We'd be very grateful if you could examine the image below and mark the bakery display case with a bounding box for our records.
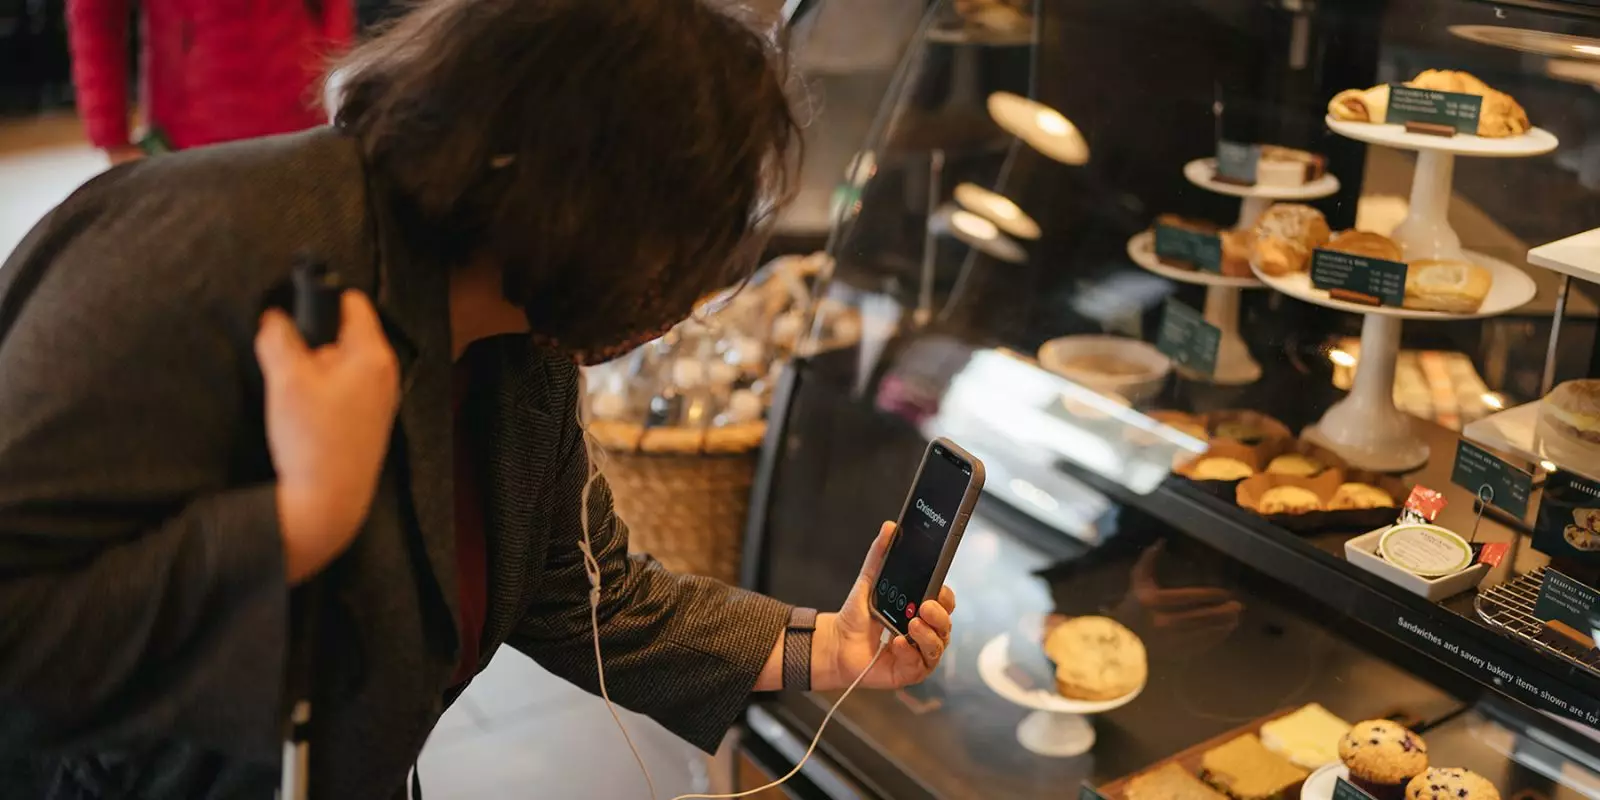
[734,0,1600,797]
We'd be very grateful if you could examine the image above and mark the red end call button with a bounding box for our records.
[905,601,917,619]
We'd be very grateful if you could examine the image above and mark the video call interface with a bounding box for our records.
[874,446,972,633]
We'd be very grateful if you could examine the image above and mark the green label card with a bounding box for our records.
[1153,224,1223,274]
[1533,569,1600,647]
[1533,470,1600,562]
[1157,298,1221,376]
[1079,784,1110,800]
[1451,440,1532,520]
[1387,85,1483,134]
[1215,140,1259,184]
[1311,249,1408,307]
[1334,778,1377,800]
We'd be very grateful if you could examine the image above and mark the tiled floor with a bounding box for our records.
[0,113,717,799]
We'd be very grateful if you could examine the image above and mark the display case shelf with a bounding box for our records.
[1528,228,1600,284]
[1462,401,1600,483]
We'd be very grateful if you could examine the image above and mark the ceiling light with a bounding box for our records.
[954,183,1041,240]
[987,92,1090,166]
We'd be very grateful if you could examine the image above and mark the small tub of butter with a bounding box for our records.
[1345,523,1488,600]
[1378,524,1474,577]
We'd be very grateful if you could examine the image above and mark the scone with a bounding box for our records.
[1340,720,1429,800]
[1127,764,1229,800]
[1324,230,1403,262]
[1260,703,1353,769]
[1266,454,1323,477]
[1042,616,1147,701]
[1329,482,1394,511]
[1404,260,1493,314]
[1251,204,1331,276]
[1409,69,1530,138]
[1405,768,1500,800]
[1258,485,1323,515]
[1192,457,1256,481]
[1200,734,1309,800]
[1329,84,1392,123]
[1542,379,1600,445]
[1221,229,1257,279]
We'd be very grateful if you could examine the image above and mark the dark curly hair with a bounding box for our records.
[332,0,800,362]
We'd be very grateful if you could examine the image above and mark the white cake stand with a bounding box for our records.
[1119,159,1343,386]
[1127,231,1262,384]
[978,633,1143,758]
[1252,253,1537,471]
[1181,157,1341,231]
[1323,117,1557,261]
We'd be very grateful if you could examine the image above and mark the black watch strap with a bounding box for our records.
[782,607,818,692]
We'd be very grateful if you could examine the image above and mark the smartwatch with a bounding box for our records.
[782,607,818,692]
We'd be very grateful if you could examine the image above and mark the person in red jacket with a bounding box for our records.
[67,0,354,165]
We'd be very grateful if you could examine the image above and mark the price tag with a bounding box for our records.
[1533,569,1600,649]
[1387,85,1483,135]
[1450,440,1532,520]
[1153,224,1224,274]
[1334,777,1377,800]
[1311,249,1408,308]
[1156,298,1221,377]
[1079,784,1111,800]
[1215,140,1260,185]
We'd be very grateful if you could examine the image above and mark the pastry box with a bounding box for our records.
[1237,469,1408,533]
[1344,527,1489,600]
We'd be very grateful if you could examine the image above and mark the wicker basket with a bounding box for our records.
[592,420,765,584]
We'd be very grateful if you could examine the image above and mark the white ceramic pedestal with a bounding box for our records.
[1302,313,1431,471]
[1253,252,1537,472]
[1323,118,1557,262]
[977,634,1141,758]
[1126,231,1262,385]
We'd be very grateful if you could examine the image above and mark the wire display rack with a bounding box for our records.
[1475,567,1600,676]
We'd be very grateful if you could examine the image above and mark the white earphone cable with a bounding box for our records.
[578,370,889,800]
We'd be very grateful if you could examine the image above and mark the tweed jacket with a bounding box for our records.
[0,127,792,799]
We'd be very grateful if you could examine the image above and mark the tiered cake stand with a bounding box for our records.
[978,633,1142,757]
[1125,158,1339,385]
[1250,119,1553,472]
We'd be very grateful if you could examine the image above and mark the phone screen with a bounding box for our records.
[874,443,974,635]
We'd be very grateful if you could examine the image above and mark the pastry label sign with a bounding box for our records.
[1532,470,1600,561]
[1333,778,1377,800]
[1156,299,1221,376]
[1387,85,1482,135]
[1450,440,1532,520]
[1215,140,1259,185]
[1154,224,1224,274]
[1311,249,1408,307]
[1533,569,1600,650]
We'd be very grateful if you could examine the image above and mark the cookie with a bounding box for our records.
[1405,768,1500,800]
[1339,720,1429,800]
[1042,616,1147,701]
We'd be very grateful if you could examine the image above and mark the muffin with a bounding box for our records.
[1405,768,1499,800]
[1339,720,1429,800]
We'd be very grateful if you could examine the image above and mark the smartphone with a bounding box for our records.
[872,438,985,636]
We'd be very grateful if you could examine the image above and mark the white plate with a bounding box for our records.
[1301,762,1351,800]
[1127,230,1263,289]
[1251,249,1537,320]
[1183,158,1341,200]
[976,634,1143,713]
[1325,116,1558,158]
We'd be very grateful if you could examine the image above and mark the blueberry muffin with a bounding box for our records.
[1405,768,1500,800]
[1338,720,1428,800]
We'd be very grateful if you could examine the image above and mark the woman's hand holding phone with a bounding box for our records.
[812,521,957,691]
